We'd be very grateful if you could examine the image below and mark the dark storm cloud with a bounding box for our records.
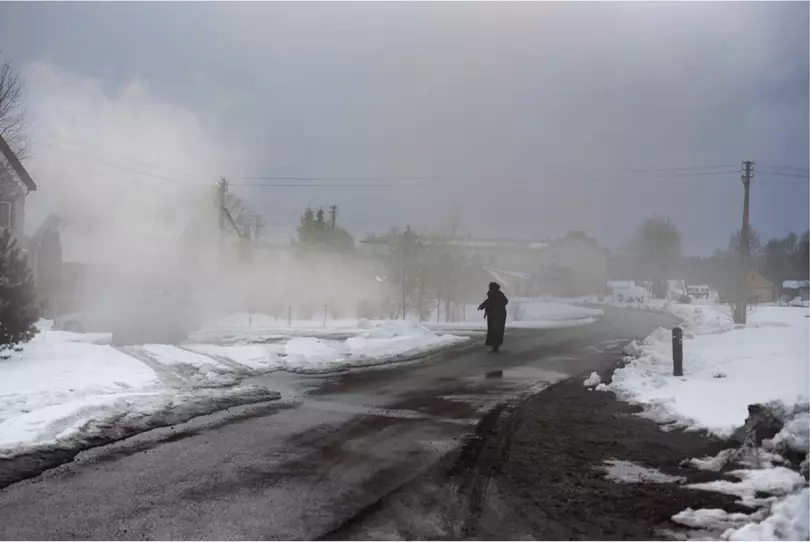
[1,1,807,253]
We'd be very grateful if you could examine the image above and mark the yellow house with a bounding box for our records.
[747,270,774,304]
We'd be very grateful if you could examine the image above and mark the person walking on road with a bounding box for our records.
[478,281,508,352]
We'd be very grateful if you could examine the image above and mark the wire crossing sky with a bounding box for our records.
[1,1,807,254]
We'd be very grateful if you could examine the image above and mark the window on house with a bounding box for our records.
[0,201,11,229]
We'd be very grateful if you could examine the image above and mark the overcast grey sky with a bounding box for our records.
[1,1,807,255]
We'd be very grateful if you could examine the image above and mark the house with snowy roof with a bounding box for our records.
[782,280,809,302]
[0,133,37,237]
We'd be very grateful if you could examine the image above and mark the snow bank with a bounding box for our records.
[606,305,809,438]
[583,371,601,387]
[196,301,603,343]
[672,465,809,541]
[722,488,809,541]
[0,323,280,458]
[601,304,809,541]
[0,318,466,460]
[189,320,467,374]
[428,300,603,331]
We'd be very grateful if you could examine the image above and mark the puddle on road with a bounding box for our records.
[465,364,569,389]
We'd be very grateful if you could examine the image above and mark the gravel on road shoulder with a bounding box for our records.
[323,362,751,541]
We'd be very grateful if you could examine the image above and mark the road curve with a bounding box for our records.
[0,307,678,541]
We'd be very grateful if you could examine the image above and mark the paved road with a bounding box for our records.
[0,308,678,541]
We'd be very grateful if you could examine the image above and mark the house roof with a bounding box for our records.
[747,270,773,288]
[0,134,36,192]
[783,280,810,289]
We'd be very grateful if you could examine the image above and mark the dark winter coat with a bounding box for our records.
[478,282,508,348]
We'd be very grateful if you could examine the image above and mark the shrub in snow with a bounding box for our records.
[583,372,601,387]
[0,229,39,350]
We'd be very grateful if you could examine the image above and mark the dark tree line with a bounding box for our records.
[294,206,354,251]
[613,216,809,299]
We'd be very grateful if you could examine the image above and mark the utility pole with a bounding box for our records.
[735,160,754,324]
[328,205,338,229]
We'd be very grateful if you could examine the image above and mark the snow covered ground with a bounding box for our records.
[433,300,603,331]
[0,320,465,459]
[600,302,809,540]
[194,301,604,343]
[186,319,467,374]
[608,304,808,437]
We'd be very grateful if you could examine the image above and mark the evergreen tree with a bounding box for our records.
[0,229,38,349]
[295,205,355,251]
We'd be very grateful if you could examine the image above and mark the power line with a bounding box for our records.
[625,164,739,173]
[39,131,184,177]
[757,170,810,180]
[36,140,208,185]
[758,164,809,174]
[227,165,742,184]
[229,169,743,188]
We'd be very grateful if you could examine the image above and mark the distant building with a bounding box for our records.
[747,270,774,304]
[0,134,37,237]
[359,230,609,298]
[782,280,810,302]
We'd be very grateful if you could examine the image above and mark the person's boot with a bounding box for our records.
[492,345,500,353]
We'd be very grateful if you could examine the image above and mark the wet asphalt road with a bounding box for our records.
[0,307,678,541]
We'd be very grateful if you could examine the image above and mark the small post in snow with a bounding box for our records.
[288,305,292,326]
[672,327,683,376]
[323,304,328,328]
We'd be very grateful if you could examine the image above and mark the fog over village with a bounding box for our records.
[0,2,808,540]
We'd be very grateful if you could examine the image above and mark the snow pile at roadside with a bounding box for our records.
[606,305,809,438]
[673,463,808,540]
[0,322,279,459]
[583,371,601,387]
[601,305,809,540]
[189,319,467,374]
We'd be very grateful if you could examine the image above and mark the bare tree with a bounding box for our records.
[0,54,27,175]
[250,214,266,241]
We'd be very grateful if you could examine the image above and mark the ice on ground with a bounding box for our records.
[583,371,601,387]
[688,449,738,472]
[672,508,751,531]
[600,459,685,484]
[673,488,809,541]
[689,467,805,502]
[722,488,809,541]
[675,466,808,540]
[766,410,810,456]
[607,305,809,438]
